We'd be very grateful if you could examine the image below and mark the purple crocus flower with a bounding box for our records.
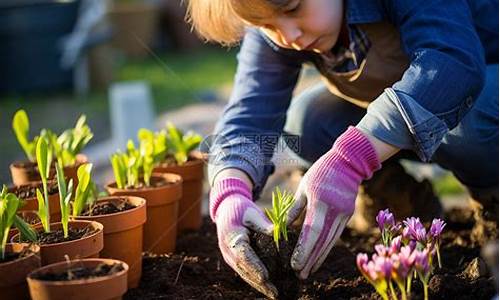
[414,248,431,275]
[373,255,393,280]
[390,235,402,254]
[357,253,379,282]
[403,217,427,243]
[395,245,416,278]
[428,218,446,239]
[376,209,395,232]
[375,244,389,257]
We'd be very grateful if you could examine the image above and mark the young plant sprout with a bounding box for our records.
[51,115,93,167]
[55,162,73,238]
[12,109,38,162]
[264,187,295,249]
[164,122,202,165]
[137,128,168,163]
[71,163,96,217]
[110,139,155,189]
[0,186,37,260]
[35,137,53,232]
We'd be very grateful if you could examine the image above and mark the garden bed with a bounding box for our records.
[125,208,497,299]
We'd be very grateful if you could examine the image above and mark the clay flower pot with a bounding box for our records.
[9,154,88,187]
[74,196,147,288]
[12,220,104,266]
[9,180,61,221]
[27,258,128,300]
[153,151,205,233]
[9,160,48,185]
[106,174,182,254]
[0,243,41,300]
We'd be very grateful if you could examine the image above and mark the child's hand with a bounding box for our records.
[287,126,381,279]
[210,177,278,299]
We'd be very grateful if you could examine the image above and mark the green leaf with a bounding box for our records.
[13,215,37,242]
[36,137,52,183]
[110,154,126,189]
[12,110,36,161]
[36,189,49,233]
[72,164,93,217]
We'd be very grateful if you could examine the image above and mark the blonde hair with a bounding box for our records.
[186,0,291,46]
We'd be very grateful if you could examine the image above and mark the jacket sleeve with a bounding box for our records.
[357,0,486,161]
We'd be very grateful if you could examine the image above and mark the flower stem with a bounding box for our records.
[389,281,397,300]
[397,281,408,300]
[423,283,429,300]
[406,276,412,293]
[436,244,442,268]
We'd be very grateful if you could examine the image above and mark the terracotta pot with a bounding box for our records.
[74,196,147,288]
[27,258,128,300]
[108,2,159,57]
[10,160,51,186]
[12,220,104,266]
[9,180,62,221]
[8,210,41,241]
[153,151,205,233]
[0,243,41,300]
[106,174,182,254]
[9,154,88,187]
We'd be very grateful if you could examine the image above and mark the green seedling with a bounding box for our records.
[164,122,202,165]
[53,115,93,167]
[35,137,53,232]
[71,163,96,217]
[110,139,151,189]
[265,187,295,249]
[55,161,73,238]
[0,186,37,260]
[12,109,38,162]
[138,128,168,163]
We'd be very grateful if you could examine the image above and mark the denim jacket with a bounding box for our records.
[208,0,499,198]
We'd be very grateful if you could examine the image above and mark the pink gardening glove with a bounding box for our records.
[288,126,381,279]
[210,177,278,299]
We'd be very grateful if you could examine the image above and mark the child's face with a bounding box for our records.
[246,0,343,53]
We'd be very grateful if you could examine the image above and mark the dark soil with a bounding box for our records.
[32,262,125,281]
[18,226,98,245]
[81,198,136,216]
[251,230,300,299]
[9,180,58,199]
[124,208,498,300]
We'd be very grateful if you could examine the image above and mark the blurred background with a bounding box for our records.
[0,0,465,201]
[0,0,237,184]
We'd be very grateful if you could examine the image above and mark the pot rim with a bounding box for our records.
[27,258,129,285]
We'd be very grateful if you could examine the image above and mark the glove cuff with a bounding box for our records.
[209,177,252,222]
[330,126,382,179]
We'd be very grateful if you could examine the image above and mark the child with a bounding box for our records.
[187,0,498,298]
